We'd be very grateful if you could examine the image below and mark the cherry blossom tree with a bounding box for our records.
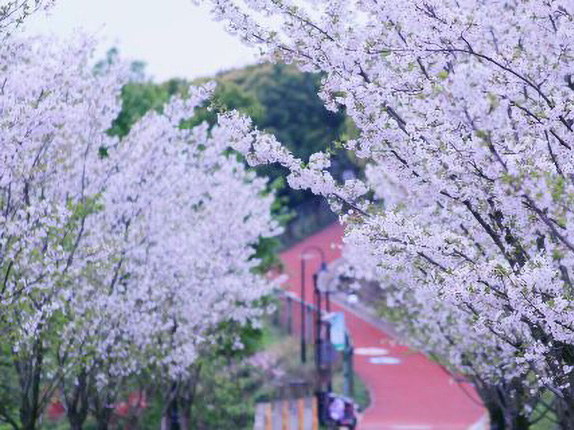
[0,1,54,35]
[79,85,280,430]
[202,0,574,427]
[0,32,125,430]
[0,27,280,430]
[342,240,545,429]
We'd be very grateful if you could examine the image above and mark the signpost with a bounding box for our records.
[308,257,356,427]
[328,312,346,351]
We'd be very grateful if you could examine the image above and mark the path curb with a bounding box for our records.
[467,413,489,430]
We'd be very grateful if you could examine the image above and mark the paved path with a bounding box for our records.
[279,223,487,430]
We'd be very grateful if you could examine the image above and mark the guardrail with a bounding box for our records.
[271,288,356,428]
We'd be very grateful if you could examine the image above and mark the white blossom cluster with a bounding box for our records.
[203,0,574,421]
[0,1,54,35]
[0,29,280,393]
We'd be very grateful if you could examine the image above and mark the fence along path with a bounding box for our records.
[253,397,318,430]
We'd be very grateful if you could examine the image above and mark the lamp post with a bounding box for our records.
[313,271,321,368]
[300,246,326,364]
[312,257,329,425]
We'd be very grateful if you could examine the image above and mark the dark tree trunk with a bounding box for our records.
[555,390,574,430]
[17,337,45,430]
[474,379,531,430]
[506,413,530,430]
[179,365,201,430]
[93,391,116,430]
[64,369,90,430]
[488,403,506,430]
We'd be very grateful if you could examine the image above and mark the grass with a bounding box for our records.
[530,390,558,430]
[331,369,371,412]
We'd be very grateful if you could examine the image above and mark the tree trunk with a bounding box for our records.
[69,418,85,430]
[65,369,90,430]
[179,365,201,430]
[489,404,506,430]
[506,413,530,430]
[93,392,115,430]
[180,409,190,430]
[555,395,574,430]
[17,337,45,430]
[161,395,179,430]
[473,379,531,430]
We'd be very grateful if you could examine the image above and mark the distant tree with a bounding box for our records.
[109,78,187,138]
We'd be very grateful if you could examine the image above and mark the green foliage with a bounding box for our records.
[217,63,353,209]
[218,64,345,161]
[190,358,260,430]
[183,81,264,129]
[213,320,265,359]
[530,391,558,430]
[252,236,282,273]
[0,344,19,430]
[109,78,188,138]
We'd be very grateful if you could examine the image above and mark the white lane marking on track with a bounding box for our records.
[369,356,401,365]
[389,425,432,430]
[354,347,389,356]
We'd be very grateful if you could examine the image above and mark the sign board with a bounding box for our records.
[328,312,346,351]
[320,343,337,366]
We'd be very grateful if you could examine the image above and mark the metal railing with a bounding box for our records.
[272,288,356,426]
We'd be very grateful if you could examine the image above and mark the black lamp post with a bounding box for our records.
[312,261,329,425]
[300,246,326,364]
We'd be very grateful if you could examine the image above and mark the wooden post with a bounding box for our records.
[254,404,266,430]
[273,401,282,430]
[265,403,273,430]
[297,398,305,430]
[282,400,289,430]
[311,397,319,430]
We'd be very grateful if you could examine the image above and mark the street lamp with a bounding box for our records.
[312,261,330,425]
[300,246,326,364]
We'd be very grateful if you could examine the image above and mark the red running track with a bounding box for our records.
[279,223,486,430]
